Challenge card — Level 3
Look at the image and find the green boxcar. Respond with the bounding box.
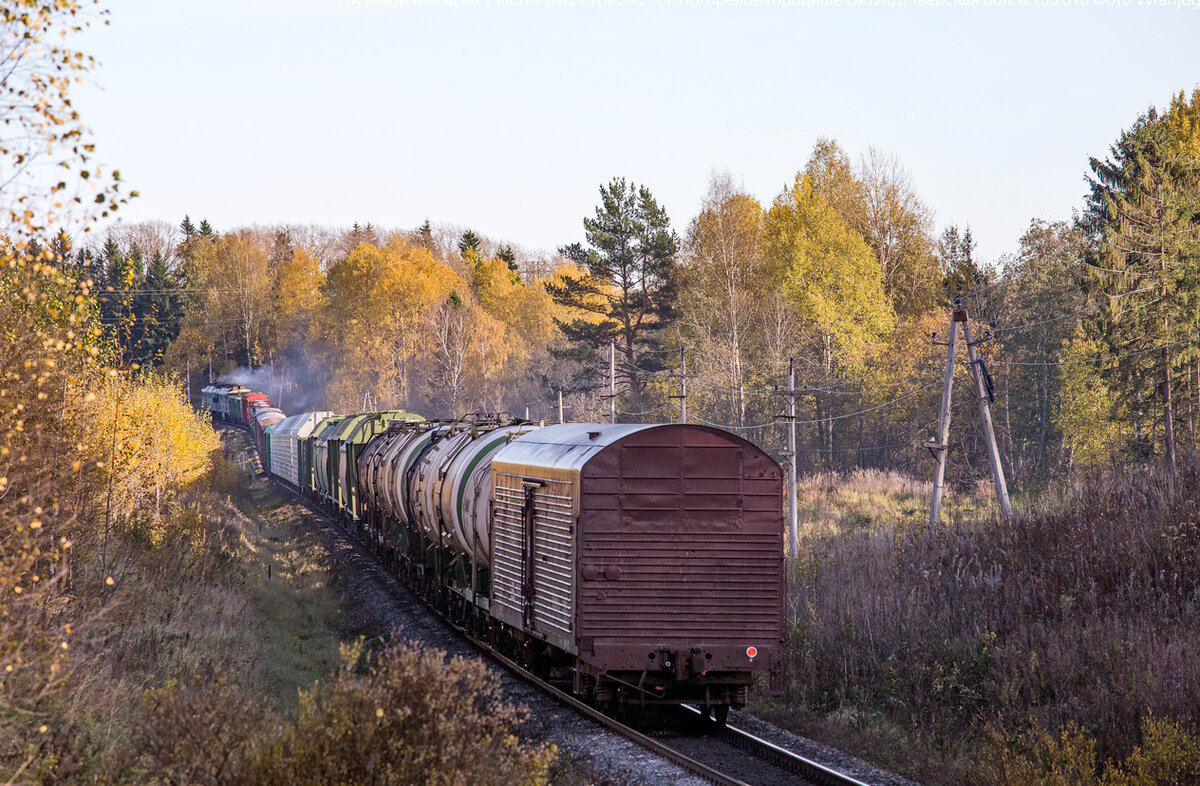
[260,423,277,471]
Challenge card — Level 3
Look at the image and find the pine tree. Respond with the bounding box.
[547,177,679,402]
[180,214,196,239]
[198,219,215,238]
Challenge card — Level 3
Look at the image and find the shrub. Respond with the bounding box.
[970,715,1200,786]
[127,640,556,785]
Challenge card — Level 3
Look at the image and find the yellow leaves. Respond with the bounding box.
[318,239,467,409]
[84,373,221,538]
[104,576,113,586]
[765,171,896,372]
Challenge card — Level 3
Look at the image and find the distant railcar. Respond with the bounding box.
[269,411,335,489]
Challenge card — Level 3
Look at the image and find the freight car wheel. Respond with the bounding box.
[713,704,729,726]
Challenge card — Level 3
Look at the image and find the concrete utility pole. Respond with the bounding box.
[928,300,1013,526]
[680,348,687,424]
[786,358,798,558]
[186,359,190,407]
[928,306,961,528]
[609,340,616,424]
[774,358,800,558]
[669,348,688,424]
[558,389,564,424]
[962,314,1013,518]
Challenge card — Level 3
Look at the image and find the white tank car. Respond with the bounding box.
[356,423,427,525]
[412,420,539,567]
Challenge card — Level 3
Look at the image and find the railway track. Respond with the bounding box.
[222,425,877,785]
[467,638,874,786]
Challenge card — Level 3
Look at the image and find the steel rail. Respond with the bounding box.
[221,423,869,786]
[680,706,873,786]
[461,634,749,786]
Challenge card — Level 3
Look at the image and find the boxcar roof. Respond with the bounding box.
[494,423,673,473]
[273,411,336,439]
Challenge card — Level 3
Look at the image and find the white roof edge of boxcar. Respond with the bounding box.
[271,410,336,439]
[491,422,662,474]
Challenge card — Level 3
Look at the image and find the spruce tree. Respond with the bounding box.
[1083,89,1200,469]
[134,250,180,367]
[547,177,679,402]
[98,237,123,323]
[497,244,519,274]
[49,229,72,268]
[458,230,481,257]
[938,225,989,302]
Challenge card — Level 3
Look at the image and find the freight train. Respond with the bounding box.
[201,383,785,722]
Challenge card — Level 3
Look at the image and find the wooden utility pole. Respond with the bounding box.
[962,315,1013,518]
[774,358,800,558]
[928,307,961,528]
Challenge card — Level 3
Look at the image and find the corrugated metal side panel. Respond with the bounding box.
[270,432,299,486]
[489,466,577,654]
[577,426,784,671]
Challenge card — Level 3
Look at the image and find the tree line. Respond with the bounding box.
[42,88,1200,485]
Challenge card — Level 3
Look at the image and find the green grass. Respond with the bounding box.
[218,431,344,707]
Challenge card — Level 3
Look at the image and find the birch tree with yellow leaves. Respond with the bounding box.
[765,171,896,464]
[316,239,463,410]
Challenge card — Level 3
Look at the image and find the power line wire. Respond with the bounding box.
[989,338,1193,367]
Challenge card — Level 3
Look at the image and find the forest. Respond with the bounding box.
[47,87,1200,488]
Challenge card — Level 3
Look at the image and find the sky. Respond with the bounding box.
[73,0,1200,264]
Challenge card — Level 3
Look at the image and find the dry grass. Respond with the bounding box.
[755,462,1200,784]
[795,467,988,539]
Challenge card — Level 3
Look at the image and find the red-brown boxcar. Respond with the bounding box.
[488,423,783,717]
